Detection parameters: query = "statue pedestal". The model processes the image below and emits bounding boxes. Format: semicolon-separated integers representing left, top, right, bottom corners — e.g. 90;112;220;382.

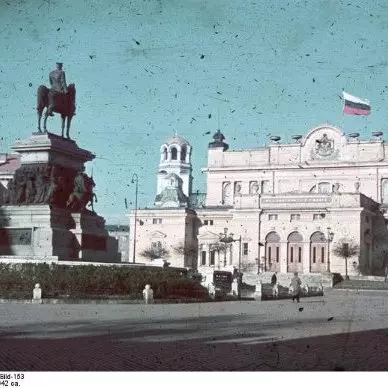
0;205;78;259
70;212;119;262
0;132;119;263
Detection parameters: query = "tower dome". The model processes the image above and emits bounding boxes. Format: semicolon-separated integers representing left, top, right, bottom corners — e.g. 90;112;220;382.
164;136;190;147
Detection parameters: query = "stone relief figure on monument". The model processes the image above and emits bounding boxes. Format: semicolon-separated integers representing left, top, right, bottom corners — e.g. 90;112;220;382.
66;167;97;212
34;165;52;204
25;175;37;205
37;63;76;139
44;167;64;205
15;174;26;205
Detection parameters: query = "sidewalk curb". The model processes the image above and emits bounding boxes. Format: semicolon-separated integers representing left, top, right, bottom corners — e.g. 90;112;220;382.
330;288;388;293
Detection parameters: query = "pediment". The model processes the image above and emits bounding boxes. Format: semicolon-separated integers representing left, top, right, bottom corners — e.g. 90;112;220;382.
149;231;167;239
198;231;220;241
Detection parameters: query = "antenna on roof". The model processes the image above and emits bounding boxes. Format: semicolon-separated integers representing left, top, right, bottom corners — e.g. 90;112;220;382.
218;108;220;131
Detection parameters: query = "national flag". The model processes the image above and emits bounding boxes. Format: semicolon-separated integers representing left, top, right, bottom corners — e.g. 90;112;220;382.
343;91;371;116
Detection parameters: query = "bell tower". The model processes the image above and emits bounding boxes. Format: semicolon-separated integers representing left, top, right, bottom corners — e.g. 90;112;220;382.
155;135;193;207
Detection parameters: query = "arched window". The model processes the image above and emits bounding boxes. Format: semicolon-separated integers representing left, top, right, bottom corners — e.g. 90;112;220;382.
310;182;331;194
287;231;303;272
163;148;167;160
310;231;326;272
265;232;280;271
171;147;178;160
181;146;186;161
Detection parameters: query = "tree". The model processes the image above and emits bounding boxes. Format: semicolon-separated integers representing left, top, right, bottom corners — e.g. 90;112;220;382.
333;239;359;280
173;242;198;267
139;244;169;261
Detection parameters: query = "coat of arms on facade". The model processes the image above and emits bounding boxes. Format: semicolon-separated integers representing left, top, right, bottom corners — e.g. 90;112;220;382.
311;133;338;160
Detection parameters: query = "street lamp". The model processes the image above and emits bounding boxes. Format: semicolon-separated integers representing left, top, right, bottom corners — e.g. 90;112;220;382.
327;227;334;272
257;242;264;274
219;227;242;273
131;173;139;263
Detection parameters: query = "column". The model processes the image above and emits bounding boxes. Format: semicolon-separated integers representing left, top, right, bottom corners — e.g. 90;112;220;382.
279;241;288;273
302;242;311;274
197;244;202;267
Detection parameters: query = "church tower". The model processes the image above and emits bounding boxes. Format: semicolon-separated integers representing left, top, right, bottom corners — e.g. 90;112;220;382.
154;136;193;208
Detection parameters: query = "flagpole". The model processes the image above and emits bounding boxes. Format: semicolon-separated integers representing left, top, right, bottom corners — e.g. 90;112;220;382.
341;90;345;133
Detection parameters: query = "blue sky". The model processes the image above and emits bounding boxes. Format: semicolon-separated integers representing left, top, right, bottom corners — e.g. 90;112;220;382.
1;0;388;224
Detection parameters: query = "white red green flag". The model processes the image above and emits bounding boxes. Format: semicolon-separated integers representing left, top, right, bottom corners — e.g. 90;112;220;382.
343;91;371;116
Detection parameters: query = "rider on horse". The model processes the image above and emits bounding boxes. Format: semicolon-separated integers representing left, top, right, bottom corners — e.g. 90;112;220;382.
48;62;68;117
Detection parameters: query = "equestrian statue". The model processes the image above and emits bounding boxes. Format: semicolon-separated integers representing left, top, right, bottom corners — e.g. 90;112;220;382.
37;62;76;139
66;167;97;212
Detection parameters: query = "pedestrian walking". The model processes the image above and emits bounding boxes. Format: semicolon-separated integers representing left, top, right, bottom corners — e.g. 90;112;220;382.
290;272;302;303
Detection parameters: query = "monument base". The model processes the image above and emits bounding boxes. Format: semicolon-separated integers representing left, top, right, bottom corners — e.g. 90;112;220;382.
0;205;119;263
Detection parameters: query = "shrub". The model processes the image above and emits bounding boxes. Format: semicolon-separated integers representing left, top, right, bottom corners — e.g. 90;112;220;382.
0;263;208;300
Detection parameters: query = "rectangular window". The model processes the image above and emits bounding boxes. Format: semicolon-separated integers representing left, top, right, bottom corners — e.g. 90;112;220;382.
313;247;316;263
290;247;294;262
291;214;301;221
210;220;214;225
152;218;157;224
204;220;208;225
158;218;162;224
243;243;248;256
313;214;326;220
268;246;272;260
210;251;215;266
201;251;206;265
276;246;279;262
321;247;325;263
298;247;302;263
268;214;278;221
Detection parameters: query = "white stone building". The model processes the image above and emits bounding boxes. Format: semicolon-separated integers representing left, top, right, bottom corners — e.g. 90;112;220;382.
129;125;388;276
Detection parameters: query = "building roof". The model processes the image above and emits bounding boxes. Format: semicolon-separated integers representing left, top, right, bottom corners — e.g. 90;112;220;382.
0;153;20;174
164;136;190;147
106;225;129;232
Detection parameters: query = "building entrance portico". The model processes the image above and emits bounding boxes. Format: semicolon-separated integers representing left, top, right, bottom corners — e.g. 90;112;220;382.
287;231;303;273
265;232;280;272
310;231;327;273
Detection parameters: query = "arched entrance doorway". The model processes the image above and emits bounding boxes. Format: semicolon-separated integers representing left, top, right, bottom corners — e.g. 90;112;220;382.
287;231;303;273
310;231;326;272
265;232;280;272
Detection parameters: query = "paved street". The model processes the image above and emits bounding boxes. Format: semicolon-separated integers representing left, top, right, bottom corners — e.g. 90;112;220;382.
1;289;388;371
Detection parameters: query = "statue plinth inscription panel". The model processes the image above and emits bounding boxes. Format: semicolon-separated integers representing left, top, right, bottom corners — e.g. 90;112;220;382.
0;228;32;246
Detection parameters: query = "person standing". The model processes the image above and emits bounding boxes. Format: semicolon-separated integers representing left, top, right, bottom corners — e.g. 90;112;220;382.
290;272;302;303
271;272;278;298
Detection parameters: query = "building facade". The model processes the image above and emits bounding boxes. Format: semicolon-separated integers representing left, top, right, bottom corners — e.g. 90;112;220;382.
130;125;388;276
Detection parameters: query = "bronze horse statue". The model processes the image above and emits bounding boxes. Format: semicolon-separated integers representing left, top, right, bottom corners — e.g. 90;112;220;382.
66;171;97;212
37;84;76;139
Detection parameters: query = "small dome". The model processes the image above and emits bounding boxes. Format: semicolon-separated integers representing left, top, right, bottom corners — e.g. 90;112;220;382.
164;136;190;147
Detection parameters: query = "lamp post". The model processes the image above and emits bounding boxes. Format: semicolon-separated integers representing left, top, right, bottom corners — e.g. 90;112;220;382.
327;227;334;273
219;227;242;273
131;173;139;263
